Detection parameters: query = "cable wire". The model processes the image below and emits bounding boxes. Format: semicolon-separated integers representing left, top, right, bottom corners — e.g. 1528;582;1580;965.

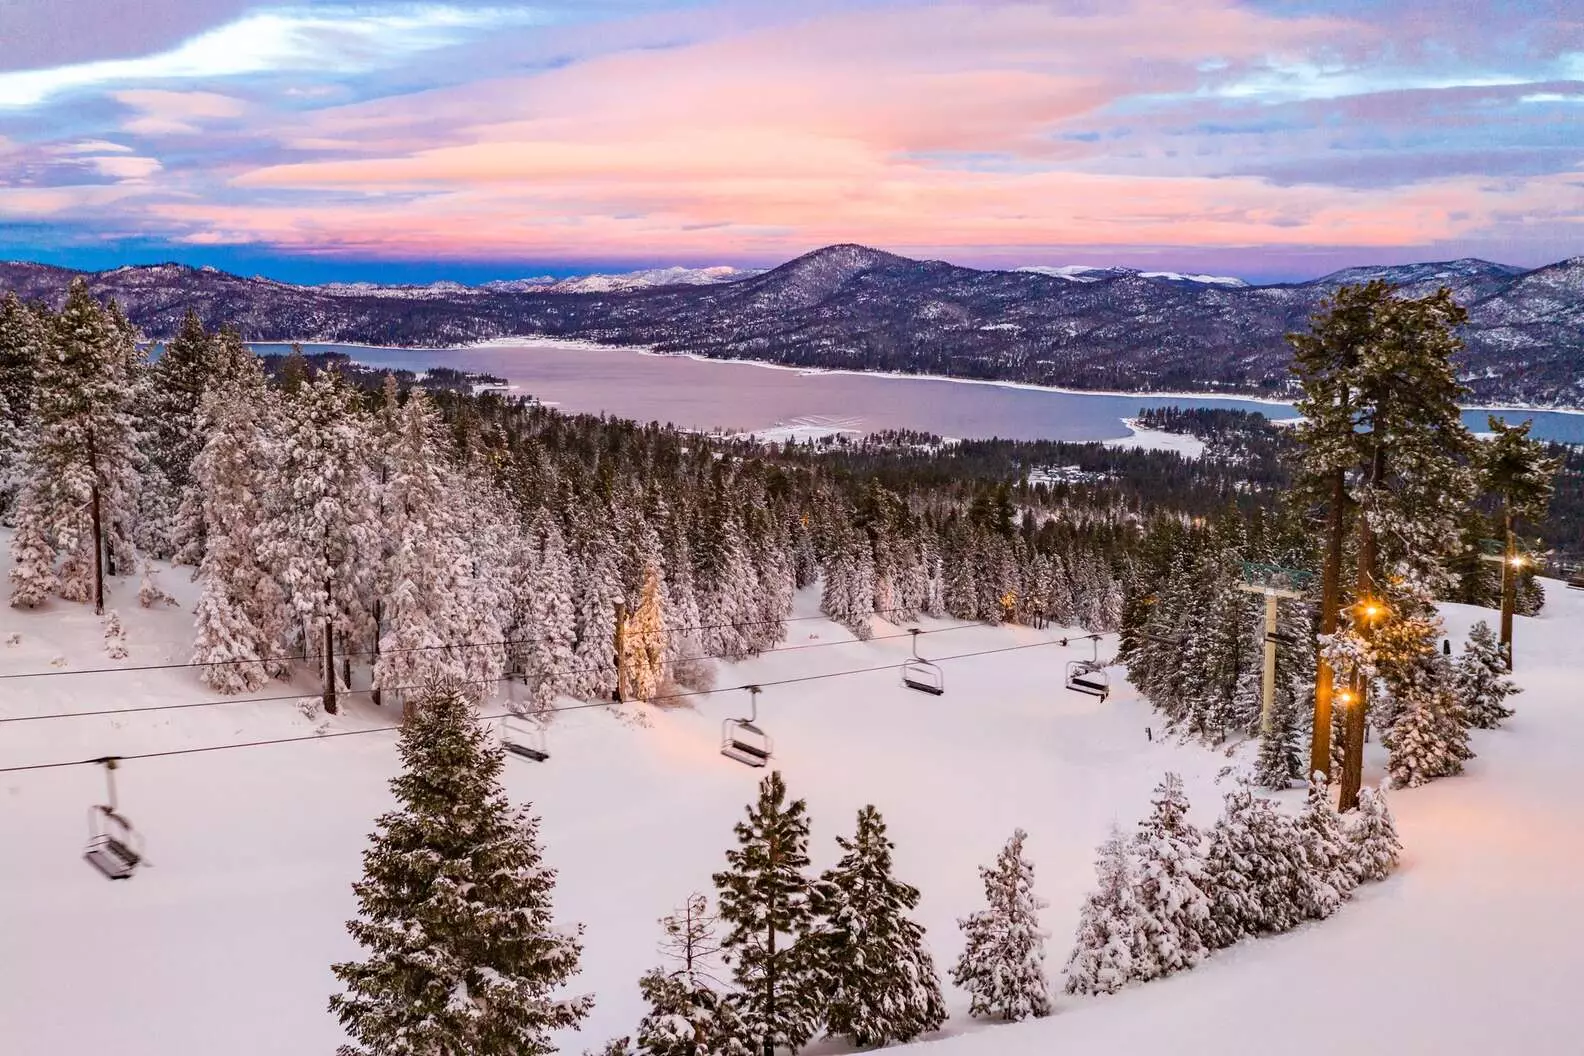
0;633;1104;774
0;622;983;727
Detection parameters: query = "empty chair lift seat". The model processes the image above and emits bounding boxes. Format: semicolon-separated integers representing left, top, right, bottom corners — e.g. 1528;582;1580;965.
84;807;141;880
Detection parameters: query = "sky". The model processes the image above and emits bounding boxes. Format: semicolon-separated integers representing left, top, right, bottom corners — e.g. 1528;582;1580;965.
0;0;1580;284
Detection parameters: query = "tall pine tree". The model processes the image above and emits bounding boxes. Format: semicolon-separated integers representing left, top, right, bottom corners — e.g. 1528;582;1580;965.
951;828;1051;1022
713;771;823;1054
812;805;946;1047
330;677;593;1055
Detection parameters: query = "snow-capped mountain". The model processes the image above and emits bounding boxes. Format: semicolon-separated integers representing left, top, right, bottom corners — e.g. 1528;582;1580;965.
2;246;1581;406
1015;264;1247;287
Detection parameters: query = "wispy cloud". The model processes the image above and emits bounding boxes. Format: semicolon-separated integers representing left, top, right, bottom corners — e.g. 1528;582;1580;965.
0;4;550;108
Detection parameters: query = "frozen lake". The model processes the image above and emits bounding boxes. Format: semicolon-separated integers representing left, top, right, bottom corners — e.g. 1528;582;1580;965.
253;340;1584;445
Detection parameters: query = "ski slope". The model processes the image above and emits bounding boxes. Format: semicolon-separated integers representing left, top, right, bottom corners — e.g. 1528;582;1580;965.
0;537;1579;1056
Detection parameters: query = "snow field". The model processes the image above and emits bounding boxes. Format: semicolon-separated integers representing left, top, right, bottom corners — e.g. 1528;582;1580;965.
3;533;1580;1056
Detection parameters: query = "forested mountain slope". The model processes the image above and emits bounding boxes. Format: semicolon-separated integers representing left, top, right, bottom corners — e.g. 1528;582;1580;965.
3;246;1581;406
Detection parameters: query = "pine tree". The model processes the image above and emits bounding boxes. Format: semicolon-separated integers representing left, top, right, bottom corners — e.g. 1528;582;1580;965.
190;354;287;692
0;292;46;521
1253;680;1305;790
1456;620;1519;728
1294;772;1358;920
1201;783;1306;947
1062;826;1137;997
813;805;946;1047
623;565;668;702
140;309;218;559
951;828;1051;1022
329;678;593;1055
8;279;143;613
1129;773;1211;981
525;518;580;710
1384;677;1473;788
633;894;749;1056
713;771;823;1054
1350;785;1402;882
257;368;374;702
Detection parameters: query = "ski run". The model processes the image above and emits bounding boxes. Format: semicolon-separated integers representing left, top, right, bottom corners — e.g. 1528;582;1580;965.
2;540;1580;1055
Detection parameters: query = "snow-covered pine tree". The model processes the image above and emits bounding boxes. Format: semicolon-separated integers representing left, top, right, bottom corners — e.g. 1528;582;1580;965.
1253;676;1306;790
1201;782;1306;946
712;770;824;1054
0;292;47;521
1062;825;1138;997
8;279;142;613
371;388;469;705
139;309;217;560
256;368;374;701
102;610;128;659
1294;771;1358;920
951;828;1051;1021
525;518;580;711
623;565;668;702
1350;784;1402;882
329;677;593;1055
1456;620;1519;729
190;353;287;692
812;805;946;1047
1383;675;1473;788
632;894;749;1056
1129;773;1211;981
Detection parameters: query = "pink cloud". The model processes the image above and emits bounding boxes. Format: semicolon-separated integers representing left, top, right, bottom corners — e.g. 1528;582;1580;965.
114;88;245;135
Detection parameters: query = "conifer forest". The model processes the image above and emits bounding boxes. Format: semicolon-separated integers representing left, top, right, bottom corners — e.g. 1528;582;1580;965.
0;273;1573;1055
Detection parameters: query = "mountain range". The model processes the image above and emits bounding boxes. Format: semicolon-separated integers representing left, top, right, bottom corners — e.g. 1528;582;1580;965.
2;244;1580;406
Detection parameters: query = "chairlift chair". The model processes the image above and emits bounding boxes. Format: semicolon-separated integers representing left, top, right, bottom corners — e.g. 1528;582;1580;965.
1064;634;1111;701
901;628;944;696
83;758;143;881
1569;572;1584;591
721;686;773;767
501;715;550;762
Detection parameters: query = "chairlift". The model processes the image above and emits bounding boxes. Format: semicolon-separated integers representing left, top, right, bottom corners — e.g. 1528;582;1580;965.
721;685;773;767
901;628;944;696
84;757;143;881
501;714;550;762
1064;634;1111;701
1569;572;1584;591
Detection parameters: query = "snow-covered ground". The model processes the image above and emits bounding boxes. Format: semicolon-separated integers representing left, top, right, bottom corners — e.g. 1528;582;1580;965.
1;531;1579;1055
1100;418;1207;458
733;415;866;445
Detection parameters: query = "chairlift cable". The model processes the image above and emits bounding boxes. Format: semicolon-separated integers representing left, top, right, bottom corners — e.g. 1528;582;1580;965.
0;633;1104;775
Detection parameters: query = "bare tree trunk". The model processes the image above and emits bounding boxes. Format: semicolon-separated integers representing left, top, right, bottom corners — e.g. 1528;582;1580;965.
613;599;628;703
1310;468;1347;779
1341;445;1385;813
322;617;338;715
1500;510;1516;671
89;481;105;616
371;597;383;706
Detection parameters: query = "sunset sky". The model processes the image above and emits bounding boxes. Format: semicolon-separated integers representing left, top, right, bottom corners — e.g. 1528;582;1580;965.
2;0;1581;283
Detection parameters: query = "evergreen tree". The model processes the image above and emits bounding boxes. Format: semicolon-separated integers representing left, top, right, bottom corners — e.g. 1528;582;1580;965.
713;771;823;1054
190;352;288;691
1253;679;1305;790
1129;773;1211;981
330;678;593;1055
951;828;1051;1022
1350;785;1402;882
0;292;46;521
140;309;218;559
1294;772;1358;920
1383;678;1473;788
525;519;580;711
812;805;946;1047
623;565;668;702
1062;826;1137;997
8;279;143;613
1201;782;1306;947
633;894;748;1056
1456;620;1519;728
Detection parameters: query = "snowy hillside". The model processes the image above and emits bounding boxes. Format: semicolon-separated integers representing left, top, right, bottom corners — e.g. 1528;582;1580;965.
1;533;1579;1055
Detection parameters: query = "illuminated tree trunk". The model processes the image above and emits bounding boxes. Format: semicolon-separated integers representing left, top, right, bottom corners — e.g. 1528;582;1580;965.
1310;469;1347;780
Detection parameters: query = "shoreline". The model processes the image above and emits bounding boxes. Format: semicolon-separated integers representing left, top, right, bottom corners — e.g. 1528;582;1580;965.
256;335;1584;418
